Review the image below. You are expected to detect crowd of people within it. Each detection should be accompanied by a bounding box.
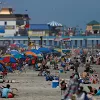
[0,44,100,99]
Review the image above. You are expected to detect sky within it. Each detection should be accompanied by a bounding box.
[1,0,100,29]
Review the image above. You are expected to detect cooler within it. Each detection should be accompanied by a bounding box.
[52,80,59,88]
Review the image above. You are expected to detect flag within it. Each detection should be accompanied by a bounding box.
[54,37,62,41]
[25,24,30,28]
[63,38,70,41]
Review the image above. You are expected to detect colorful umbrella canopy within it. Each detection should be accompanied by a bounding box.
[37,54,43,58]
[38,47,52,53]
[10,44,18,48]
[25,51,37,57]
[31,49,42,54]
[0,57,3,60]
[16,43,27,48]
[0,60,5,65]
[0,64,4,71]
[3,55,12,57]
[51,49,60,53]
[13,54,22,59]
[10,50,19,55]
[2,56,17,63]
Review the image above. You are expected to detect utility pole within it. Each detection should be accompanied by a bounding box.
[40,36,43,47]
[28,36,31,46]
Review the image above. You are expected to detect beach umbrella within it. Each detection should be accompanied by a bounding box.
[0,60,5,65]
[16,43,27,48]
[13,53,26,59]
[31,49,42,54]
[10,50,19,55]
[13,54,22,59]
[10,44,18,48]
[51,49,60,53]
[37,54,43,58]
[25,51,37,58]
[38,47,52,53]
[54,48,62,52]
[0,57,3,60]
[47,21,62,27]
[0,64,4,71]
[2,56,17,63]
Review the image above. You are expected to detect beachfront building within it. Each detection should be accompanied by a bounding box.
[0,9,99,49]
[86,20,100,35]
[0,7,30,37]
[28,24,50,37]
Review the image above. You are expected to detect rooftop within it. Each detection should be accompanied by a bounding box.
[0,8,13,14]
[0,14,30,20]
[87,20,100,25]
[0,8,30,20]
[30,24,50,30]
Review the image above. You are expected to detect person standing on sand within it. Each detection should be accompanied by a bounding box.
[74,60,79,73]
[64,73,79,100]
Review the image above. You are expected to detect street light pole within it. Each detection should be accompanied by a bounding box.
[28,36,30,46]
[40,36,43,47]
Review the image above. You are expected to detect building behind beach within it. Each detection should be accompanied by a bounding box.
[0,7,99,49]
[86,20,100,34]
[0,7,30,37]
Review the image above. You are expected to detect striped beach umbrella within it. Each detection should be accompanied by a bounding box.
[47,21,62,27]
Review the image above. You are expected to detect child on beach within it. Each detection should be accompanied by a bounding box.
[2,84,14,98]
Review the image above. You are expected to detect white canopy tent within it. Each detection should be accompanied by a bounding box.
[47,21,62,27]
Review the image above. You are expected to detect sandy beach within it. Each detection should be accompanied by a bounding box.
[0,66,100,100]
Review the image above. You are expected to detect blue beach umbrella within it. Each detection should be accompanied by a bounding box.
[10,50,19,55]
[38,47,52,53]
[0,64,4,71]
[31,49,42,54]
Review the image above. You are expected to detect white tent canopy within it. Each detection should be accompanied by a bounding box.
[47,21,62,27]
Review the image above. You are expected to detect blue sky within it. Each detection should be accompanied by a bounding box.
[2,0,100,29]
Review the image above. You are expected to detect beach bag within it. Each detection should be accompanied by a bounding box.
[8,93,14,98]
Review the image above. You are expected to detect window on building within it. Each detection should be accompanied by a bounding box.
[26,20,29,24]
[16,20,24,26]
